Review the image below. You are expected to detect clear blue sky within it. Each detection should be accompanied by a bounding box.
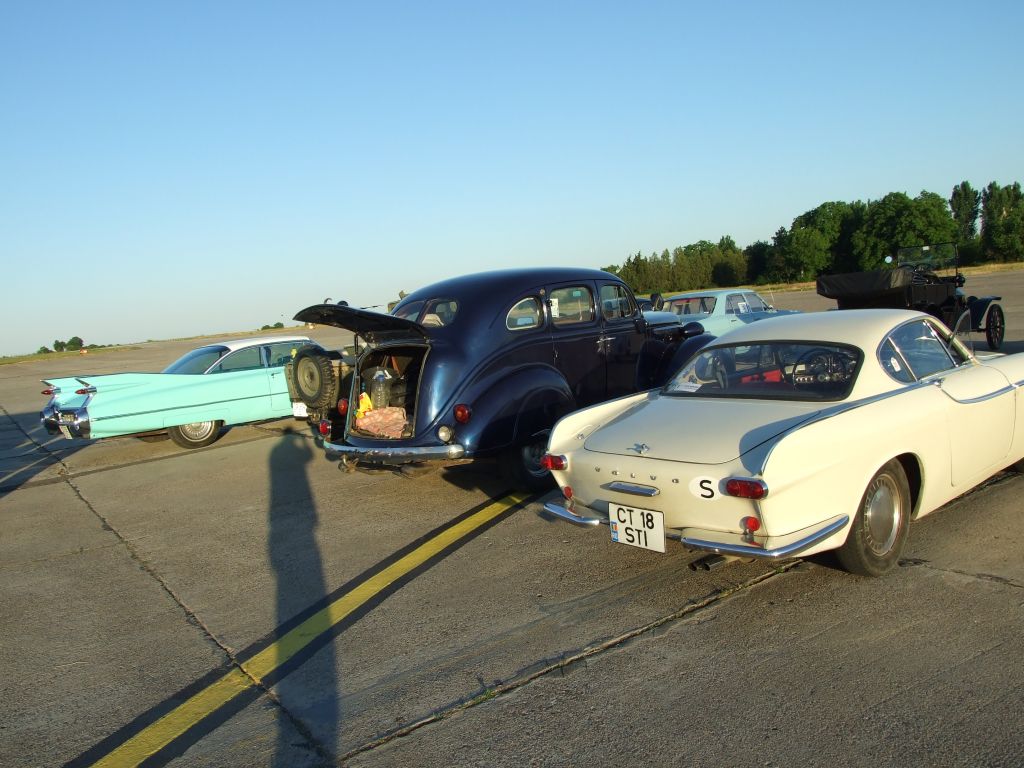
[2,1,1022,356]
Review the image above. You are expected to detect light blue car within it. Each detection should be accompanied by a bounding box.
[662,288,798,336]
[40,335,317,448]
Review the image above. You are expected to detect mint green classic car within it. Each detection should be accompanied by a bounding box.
[40,335,317,448]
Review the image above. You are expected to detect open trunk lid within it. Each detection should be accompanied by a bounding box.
[294,304,429,345]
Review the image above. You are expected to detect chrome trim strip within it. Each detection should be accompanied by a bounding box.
[937,383,1017,405]
[323,440,466,465]
[88,393,270,423]
[681,515,849,559]
[606,481,660,497]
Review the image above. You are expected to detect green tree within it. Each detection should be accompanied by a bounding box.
[66,336,84,351]
[949,181,981,242]
[53,339,66,352]
[743,240,772,283]
[851,191,956,269]
[981,181,1024,261]
[37,346,52,354]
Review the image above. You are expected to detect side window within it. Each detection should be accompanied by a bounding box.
[549,286,595,326]
[726,294,750,314]
[743,292,768,312]
[599,283,636,321]
[267,341,309,368]
[506,297,543,331]
[885,320,957,380]
[878,339,915,383]
[212,346,263,373]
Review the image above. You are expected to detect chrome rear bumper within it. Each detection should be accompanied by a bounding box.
[40,404,91,439]
[323,440,466,465]
[542,500,849,560]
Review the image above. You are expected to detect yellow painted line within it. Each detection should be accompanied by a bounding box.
[90,492,529,767]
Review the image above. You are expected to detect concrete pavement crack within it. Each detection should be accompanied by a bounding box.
[339,560,802,763]
[59,474,337,764]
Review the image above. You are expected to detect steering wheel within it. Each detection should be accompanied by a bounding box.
[792,349,849,385]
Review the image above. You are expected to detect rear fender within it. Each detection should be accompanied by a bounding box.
[457,367,574,456]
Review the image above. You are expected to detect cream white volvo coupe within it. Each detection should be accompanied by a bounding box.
[541,309,1024,576]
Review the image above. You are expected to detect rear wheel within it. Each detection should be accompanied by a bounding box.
[836,459,910,576]
[293,350,338,409]
[501,435,553,492]
[986,305,1005,351]
[168,420,222,449]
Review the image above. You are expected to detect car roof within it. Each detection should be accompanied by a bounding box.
[711,308,929,347]
[401,267,620,304]
[211,335,311,352]
[665,288,758,300]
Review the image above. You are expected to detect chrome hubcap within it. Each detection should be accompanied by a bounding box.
[180,421,215,442]
[863,474,901,556]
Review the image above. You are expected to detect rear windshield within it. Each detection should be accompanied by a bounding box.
[163,346,229,374]
[393,298,459,328]
[664,342,862,401]
[667,296,716,316]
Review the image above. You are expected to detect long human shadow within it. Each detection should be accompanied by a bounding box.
[268,429,338,765]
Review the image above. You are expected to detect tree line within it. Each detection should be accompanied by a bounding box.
[605,180,1024,294]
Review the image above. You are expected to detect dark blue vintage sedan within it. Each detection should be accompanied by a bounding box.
[289,267,710,489]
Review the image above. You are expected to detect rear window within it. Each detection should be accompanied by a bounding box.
[393,298,459,327]
[163,346,229,375]
[665,342,862,401]
[668,296,716,316]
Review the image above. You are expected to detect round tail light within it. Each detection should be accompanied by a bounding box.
[453,404,472,424]
[337,398,349,416]
[318,420,331,436]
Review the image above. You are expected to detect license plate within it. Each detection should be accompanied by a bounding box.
[59,425,72,439]
[291,401,308,418]
[609,504,666,553]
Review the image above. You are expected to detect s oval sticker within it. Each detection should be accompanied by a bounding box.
[689,476,719,500]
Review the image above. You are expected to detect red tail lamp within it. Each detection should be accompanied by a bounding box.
[318,420,331,436]
[453,404,472,424]
[562,485,574,500]
[42,388,55,395]
[75,386,95,395]
[540,454,567,471]
[725,478,768,500]
[741,516,761,534]
[337,398,349,416]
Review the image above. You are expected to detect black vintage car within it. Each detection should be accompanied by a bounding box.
[288,267,711,489]
[817,242,1005,350]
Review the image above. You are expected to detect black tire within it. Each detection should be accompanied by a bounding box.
[986,304,1005,351]
[501,436,554,493]
[836,459,911,577]
[168,420,222,449]
[293,349,338,409]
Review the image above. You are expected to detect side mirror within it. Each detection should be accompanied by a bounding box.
[650,292,664,311]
